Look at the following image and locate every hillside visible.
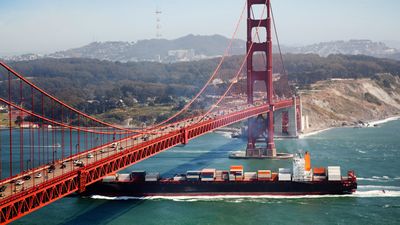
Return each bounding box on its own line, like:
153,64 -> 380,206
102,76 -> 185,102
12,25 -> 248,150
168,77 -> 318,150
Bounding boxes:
301,74 -> 400,133
49,34 -> 245,62
2,54 -> 400,125
2,35 -> 246,63
282,40 -> 400,60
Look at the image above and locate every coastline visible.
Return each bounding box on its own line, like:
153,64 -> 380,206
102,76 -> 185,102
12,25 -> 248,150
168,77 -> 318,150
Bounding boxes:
298,127 -> 334,138
367,116 -> 400,126
299,115 -> 400,138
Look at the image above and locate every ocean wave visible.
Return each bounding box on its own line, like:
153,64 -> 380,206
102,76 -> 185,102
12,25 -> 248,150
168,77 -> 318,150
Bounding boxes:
358,176 -> 394,182
89,189 -> 400,202
358,185 -> 400,190
299,128 -> 332,138
368,116 -> 400,126
214,131 -> 232,139
90,195 -> 147,200
356,149 -> 367,154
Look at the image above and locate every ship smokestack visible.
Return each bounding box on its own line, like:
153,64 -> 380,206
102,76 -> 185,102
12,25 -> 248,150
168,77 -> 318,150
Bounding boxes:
305,151 -> 311,171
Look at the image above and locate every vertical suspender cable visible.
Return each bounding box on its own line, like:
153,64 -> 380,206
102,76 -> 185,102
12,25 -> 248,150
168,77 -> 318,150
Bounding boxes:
8,72 -> 13,177
19,79 -> 23,174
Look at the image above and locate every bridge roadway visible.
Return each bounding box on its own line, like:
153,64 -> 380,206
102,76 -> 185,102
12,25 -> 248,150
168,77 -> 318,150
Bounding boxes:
0,99 -> 295,224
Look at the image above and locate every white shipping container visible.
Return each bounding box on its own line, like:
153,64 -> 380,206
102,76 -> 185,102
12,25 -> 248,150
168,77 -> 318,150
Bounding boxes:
278,173 -> 291,181
328,175 -> 341,181
173,176 -> 186,181
328,173 -> 341,176
102,176 -> 116,182
118,178 -> 131,182
327,167 -> 341,173
327,166 -> 340,170
201,178 -> 215,181
327,166 -> 341,181
145,178 -> 158,182
117,174 -> 130,181
145,173 -> 160,182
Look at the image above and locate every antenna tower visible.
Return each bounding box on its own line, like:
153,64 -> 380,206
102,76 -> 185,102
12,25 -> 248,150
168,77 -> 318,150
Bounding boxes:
155,7 -> 162,38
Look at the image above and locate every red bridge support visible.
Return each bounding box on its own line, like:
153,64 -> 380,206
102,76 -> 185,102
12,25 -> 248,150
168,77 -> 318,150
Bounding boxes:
246,0 -> 276,157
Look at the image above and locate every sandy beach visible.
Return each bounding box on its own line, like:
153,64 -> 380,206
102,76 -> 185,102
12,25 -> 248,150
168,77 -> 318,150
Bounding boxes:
299,115 -> 400,138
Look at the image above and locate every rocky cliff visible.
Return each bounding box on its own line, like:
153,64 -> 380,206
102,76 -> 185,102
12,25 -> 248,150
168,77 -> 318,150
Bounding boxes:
300,74 -> 400,133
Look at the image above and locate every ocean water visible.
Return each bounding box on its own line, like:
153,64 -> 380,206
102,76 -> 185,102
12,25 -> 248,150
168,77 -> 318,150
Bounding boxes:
11,120 -> 400,225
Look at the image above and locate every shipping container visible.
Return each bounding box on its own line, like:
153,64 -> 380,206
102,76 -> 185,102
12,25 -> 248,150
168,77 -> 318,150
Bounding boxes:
200,168 -> 216,181
257,170 -> 272,176
327,166 -> 341,181
173,175 -> 186,181
278,173 -> 291,181
117,174 -> 131,182
102,175 -> 116,182
328,175 -> 341,181
313,167 -> 326,175
186,171 -> 201,181
244,172 -> 257,181
230,165 -> 244,171
145,172 -> 160,182
130,171 -> 146,181
258,170 -> 272,180
229,165 -> 243,180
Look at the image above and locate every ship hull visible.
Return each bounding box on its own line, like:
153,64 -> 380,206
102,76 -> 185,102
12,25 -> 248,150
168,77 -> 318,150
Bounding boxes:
83,180 -> 357,197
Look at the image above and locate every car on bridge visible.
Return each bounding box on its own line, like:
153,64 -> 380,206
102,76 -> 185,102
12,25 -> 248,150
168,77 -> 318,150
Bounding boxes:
74,160 -> 84,167
15,180 -> 24,186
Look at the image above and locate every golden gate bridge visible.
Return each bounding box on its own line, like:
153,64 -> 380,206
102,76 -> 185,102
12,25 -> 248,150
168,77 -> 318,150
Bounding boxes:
0,0 -> 301,223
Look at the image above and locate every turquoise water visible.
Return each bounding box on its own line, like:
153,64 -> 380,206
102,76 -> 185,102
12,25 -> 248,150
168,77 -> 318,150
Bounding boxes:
11,120 -> 400,225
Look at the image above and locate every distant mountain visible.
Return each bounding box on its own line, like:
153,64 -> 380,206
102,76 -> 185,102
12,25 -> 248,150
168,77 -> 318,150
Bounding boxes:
3,37 -> 400,62
2,34 -> 245,63
282,40 -> 400,60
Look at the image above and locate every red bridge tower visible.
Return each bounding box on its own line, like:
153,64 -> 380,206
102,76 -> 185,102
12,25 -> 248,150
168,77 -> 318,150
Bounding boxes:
246,0 -> 276,157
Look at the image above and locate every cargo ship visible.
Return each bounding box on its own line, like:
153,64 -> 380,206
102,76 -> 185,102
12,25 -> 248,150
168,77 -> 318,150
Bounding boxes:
83,152 -> 357,196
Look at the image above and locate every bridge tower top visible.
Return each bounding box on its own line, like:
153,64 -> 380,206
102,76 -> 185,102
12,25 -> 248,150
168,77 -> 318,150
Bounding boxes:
246,0 -> 273,105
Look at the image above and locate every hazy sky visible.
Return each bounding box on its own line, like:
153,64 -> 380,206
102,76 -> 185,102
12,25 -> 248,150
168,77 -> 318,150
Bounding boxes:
1,0 -> 399,55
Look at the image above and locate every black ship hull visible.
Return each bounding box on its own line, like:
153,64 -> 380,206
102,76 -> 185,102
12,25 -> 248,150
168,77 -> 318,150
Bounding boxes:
83,180 -> 357,196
